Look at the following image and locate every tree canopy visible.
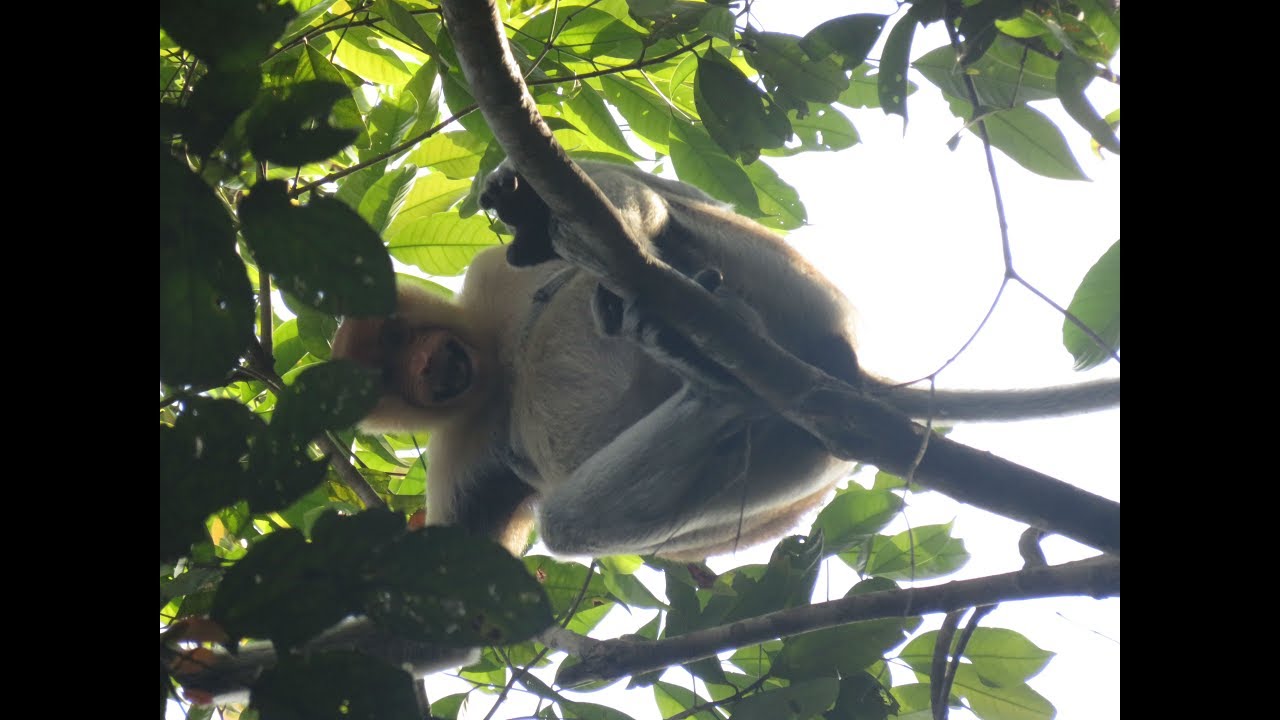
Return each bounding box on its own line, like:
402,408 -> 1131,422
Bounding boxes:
160,1 -> 1119,718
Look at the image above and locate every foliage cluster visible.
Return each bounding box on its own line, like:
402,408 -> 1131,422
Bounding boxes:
159,1 -> 1119,718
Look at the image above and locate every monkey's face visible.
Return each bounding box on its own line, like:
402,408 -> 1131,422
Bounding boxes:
381,319 -> 474,407
330,286 -> 492,433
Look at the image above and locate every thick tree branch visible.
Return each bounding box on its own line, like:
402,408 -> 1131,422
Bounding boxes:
439,0 -> 1119,555
550,557 -> 1119,687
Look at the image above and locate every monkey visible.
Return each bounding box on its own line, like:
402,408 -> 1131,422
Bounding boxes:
331,159 -> 1119,560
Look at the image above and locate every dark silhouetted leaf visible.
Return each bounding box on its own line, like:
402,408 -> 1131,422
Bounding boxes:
363,526 -> 553,646
802,14 -> 888,69
212,529 -> 353,650
695,49 -> 791,163
239,180 -> 396,315
159,0 -> 295,70
159,153 -> 254,386
743,29 -> 848,111
251,651 -> 419,720
160,398 -> 265,561
272,360 -> 381,444
247,81 -> 359,166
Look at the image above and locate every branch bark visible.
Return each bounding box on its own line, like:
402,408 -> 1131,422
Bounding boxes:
171,558 -> 1117,699
438,0 -> 1119,554
549,557 -> 1120,687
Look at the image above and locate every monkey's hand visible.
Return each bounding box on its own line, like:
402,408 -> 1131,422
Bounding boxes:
591,268 -> 766,404
479,164 -> 558,267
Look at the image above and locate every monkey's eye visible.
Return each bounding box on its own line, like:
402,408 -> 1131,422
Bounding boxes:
424,338 -> 473,403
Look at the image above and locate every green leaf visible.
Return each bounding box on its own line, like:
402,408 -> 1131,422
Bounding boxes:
763,105 -> 859,157
331,26 -> 414,85
878,9 -> 921,121
1063,240 -> 1119,369
952,665 -> 1055,720
1057,54 -> 1120,154
826,672 -> 899,720
272,319 -> 307,376
562,84 -> 639,159
386,210 -> 498,276
669,120 -> 763,216
160,398 -> 264,561
774,579 -> 919,680
159,0 -> 295,70
246,81 -> 359,166
695,49 -> 791,164
180,67 -> 262,157
742,160 -> 806,230
653,681 -> 717,720
955,0 -> 1024,64
811,485 -> 903,554
356,164 -> 416,234
743,29 -> 849,110
406,131 -> 489,178
722,532 -> 822,623
429,693 -> 467,720
159,153 -> 254,386
904,627 -> 1056,687
239,180 -> 396,315
374,0 -> 439,56
944,97 -> 1088,181
520,6 -> 644,64
271,360 -> 381,442
297,45 -> 369,149
731,677 -> 839,720
801,14 -> 888,69
364,526 -> 553,646
251,651 -> 420,719
860,523 -> 970,580
523,555 -> 612,617
600,562 -> 664,609
840,65 -> 917,111
383,172 -> 472,233
403,61 -> 444,140
915,36 -> 1060,107
212,529 -> 353,650
596,75 -> 672,152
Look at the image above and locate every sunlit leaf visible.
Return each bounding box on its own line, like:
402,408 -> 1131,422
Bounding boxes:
1063,240 -> 1120,369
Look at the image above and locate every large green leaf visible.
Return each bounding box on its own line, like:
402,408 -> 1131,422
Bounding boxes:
252,651 -> 420,720
239,180 -> 396,315
363,526 -> 553,646
1064,240 -> 1120,369
159,0 -> 295,70
743,29 -> 849,111
246,81 -> 360,166
386,210 -> 498,276
945,97 -> 1088,181
915,35 -> 1060,107
159,153 -> 254,386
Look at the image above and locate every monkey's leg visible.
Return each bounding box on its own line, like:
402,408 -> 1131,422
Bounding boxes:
537,384 -> 756,557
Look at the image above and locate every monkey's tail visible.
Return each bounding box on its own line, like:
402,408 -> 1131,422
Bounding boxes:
869,377 -> 1119,422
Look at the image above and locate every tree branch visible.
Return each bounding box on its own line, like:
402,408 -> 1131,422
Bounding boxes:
170,558 -> 1117,700
438,0 -> 1118,555
550,557 -> 1119,687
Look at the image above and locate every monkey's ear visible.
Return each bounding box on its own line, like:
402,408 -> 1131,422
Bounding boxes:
480,164 -> 559,267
